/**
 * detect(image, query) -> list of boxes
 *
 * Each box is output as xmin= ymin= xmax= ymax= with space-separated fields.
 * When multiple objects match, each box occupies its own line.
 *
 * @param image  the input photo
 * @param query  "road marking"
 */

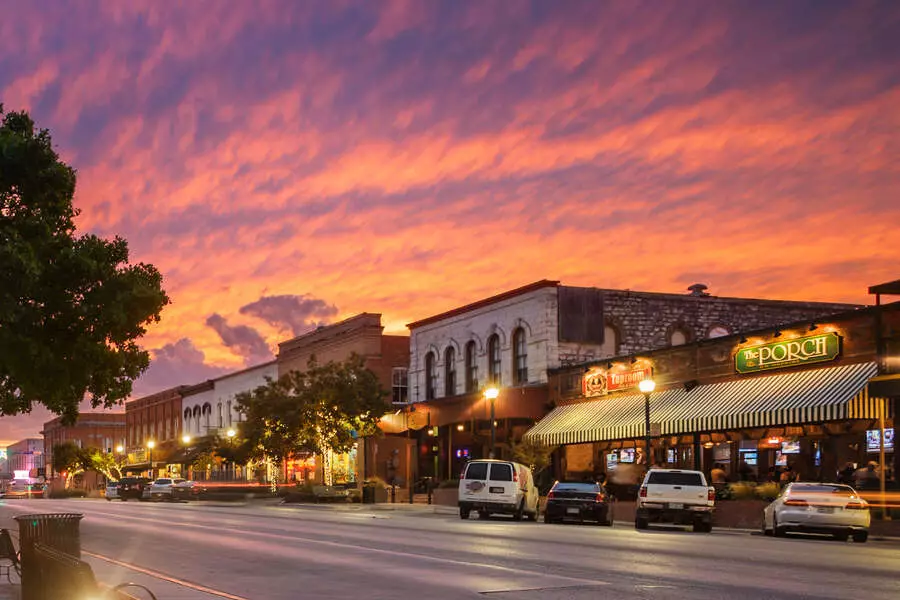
xmin=83 ymin=551 xmax=249 ymax=600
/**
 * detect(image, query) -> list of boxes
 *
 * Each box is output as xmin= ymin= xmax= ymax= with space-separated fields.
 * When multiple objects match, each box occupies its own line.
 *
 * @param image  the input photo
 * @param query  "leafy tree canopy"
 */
xmin=235 ymin=354 xmax=386 ymax=465
xmin=51 ymin=441 xmax=92 ymax=475
xmin=510 ymin=438 xmax=555 ymax=473
xmin=0 ymin=106 xmax=169 ymax=421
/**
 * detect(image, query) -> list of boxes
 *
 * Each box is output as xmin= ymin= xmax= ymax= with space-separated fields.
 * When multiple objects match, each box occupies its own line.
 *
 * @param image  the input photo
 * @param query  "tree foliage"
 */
xmin=0 ymin=106 xmax=169 ymax=421
xmin=88 ymin=449 xmax=125 ymax=482
xmin=510 ymin=438 xmax=555 ymax=473
xmin=235 ymin=354 xmax=387 ymax=467
xmin=51 ymin=442 xmax=92 ymax=488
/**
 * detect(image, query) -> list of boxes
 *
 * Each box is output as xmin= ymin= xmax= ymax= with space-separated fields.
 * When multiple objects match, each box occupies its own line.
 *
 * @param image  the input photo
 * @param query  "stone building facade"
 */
xmin=404 ymin=280 xmax=858 ymax=480
xmin=42 ymin=412 xmax=126 ymax=479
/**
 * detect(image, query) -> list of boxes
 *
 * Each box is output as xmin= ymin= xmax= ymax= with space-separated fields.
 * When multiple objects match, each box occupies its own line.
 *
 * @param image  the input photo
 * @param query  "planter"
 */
xmin=432 ymin=488 xmax=457 ymax=507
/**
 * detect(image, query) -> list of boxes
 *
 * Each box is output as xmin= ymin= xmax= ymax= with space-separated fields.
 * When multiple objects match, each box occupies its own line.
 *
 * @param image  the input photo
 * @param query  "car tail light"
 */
xmin=784 ymin=498 xmax=808 ymax=507
xmin=513 ymin=470 xmax=519 ymax=483
xmin=595 ymin=492 xmax=605 ymax=503
xmin=708 ymin=488 xmax=716 ymax=502
xmin=547 ymin=491 xmax=556 ymax=500
xmin=639 ymin=486 xmax=647 ymax=498
xmin=845 ymin=501 xmax=867 ymax=510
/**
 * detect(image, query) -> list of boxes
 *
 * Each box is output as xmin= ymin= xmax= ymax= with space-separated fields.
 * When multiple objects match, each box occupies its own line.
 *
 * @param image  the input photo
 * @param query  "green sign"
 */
xmin=735 ymin=332 xmax=841 ymax=374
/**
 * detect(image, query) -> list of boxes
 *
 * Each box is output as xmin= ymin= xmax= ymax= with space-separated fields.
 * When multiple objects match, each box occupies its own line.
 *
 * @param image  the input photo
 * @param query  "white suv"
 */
xmin=636 ymin=469 xmax=715 ymax=532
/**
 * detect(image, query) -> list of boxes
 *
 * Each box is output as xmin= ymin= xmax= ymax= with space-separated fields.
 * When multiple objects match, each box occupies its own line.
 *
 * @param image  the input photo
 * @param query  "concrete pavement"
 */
xmin=0 ymin=498 xmax=898 ymax=599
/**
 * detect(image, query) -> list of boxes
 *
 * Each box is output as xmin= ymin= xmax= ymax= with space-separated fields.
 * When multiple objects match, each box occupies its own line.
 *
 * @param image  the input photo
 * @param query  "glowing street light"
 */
xmin=182 ymin=434 xmax=192 ymax=445
xmin=484 ymin=386 xmax=500 ymax=459
xmin=115 ymin=445 xmax=124 ymax=454
xmin=639 ymin=379 xmax=656 ymax=467
xmin=147 ymin=440 xmax=156 ymax=479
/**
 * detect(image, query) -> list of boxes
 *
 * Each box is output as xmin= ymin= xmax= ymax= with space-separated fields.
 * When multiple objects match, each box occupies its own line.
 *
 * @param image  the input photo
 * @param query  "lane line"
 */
xmin=84 ymin=550 xmax=249 ymax=600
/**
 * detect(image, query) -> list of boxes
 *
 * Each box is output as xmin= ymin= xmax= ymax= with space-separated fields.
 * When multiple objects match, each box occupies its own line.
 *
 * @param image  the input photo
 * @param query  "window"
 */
xmin=392 ymin=367 xmax=409 ymax=404
xmin=512 ymin=327 xmax=527 ymax=384
xmin=647 ymin=472 xmax=704 ymax=486
xmin=490 ymin=463 xmax=513 ymax=481
xmin=487 ymin=334 xmax=501 ymax=384
xmin=226 ymin=401 xmax=232 ymax=427
xmin=444 ymin=346 xmax=456 ymax=396
xmin=463 ymin=462 xmax=488 ymax=480
xmin=670 ymin=328 xmax=689 ymax=346
xmin=217 ymin=403 xmax=223 ymax=428
xmin=600 ymin=325 xmax=619 ymax=357
xmin=425 ymin=352 xmax=437 ymax=400
xmin=202 ymin=403 xmax=211 ymax=432
xmin=465 ymin=341 xmax=478 ymax=393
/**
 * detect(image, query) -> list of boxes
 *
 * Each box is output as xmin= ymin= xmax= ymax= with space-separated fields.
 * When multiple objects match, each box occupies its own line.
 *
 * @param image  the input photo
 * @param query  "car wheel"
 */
xmin=773 ymin=516 xmax=786 ymax=538
xmin=106 ymin=498 xmax=112 ymax=502
xmin=635 ymin=517 xmax=649 ymax=530
xmin=459 ymin=508 xmax=470 ymax=520
xmin=478 ymin=510 xmax=488 ymax=520
xmin=762 ymin=513 xmax=772 ymax=536
xmin=543 ymin=513 xmax=556 ymax=524
xmin=833 ymin=532 xmax=849 ymax=542
xmin=852 ymin=530 xmax=868 ymax=543
xmin=693 ymin=520 xmax=710 ymax=533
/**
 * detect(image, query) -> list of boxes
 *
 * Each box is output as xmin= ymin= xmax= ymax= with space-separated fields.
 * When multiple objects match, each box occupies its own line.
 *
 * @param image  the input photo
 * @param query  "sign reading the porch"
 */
xmin=735 ymin=332 xmax=841 ymax=374
xmin=583 ymin=366 xmax=652 ymax=397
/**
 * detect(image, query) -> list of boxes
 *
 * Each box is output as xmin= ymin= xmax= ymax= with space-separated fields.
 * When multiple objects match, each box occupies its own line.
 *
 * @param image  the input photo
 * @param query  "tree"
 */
xmin=88 ymin=450 xmax=125 ymax=482
xmin=236 ymin=354 xmax=387 ymax=486
xmin=0 ymin=106 xmax=169 ymax=421
xmin=510 ymin=438 xmax=555 ymax=473
xmin=51 ymin=442 xmax=92 ymax=489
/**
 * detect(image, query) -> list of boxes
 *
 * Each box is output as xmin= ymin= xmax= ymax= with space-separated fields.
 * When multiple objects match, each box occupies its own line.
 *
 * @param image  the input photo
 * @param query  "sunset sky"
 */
xmin=1 ymin=1 xmax=899 ymax=442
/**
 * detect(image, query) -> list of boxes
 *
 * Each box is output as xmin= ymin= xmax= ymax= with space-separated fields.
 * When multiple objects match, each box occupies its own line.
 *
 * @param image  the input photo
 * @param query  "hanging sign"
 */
xmin=735 ymin=332 xmax=841 ymax=374
xmin=583 ymin=366 xmax=652 ymax=397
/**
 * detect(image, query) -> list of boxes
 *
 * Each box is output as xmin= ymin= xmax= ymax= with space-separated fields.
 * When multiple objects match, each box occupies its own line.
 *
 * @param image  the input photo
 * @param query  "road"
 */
xmin=1 ymin=499 xmax=898 ymax=599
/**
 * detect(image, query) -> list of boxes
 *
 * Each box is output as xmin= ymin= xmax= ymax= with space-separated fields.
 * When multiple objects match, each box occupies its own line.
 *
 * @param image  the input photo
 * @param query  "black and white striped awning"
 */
xmin=524 ymin=362 xmax=884 ymax=446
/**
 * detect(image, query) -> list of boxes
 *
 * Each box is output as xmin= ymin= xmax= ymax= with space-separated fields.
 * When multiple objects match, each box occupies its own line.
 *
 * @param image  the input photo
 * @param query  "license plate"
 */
xmin=489 ymin=487 xmax=504 ymax=494
xmin=817 ymin=506 xmax=835 ymax=514
xmin=566 ymin=507 xmax=580 ymax=515
xmin=669 ymin=503 xmax=684 ymax=510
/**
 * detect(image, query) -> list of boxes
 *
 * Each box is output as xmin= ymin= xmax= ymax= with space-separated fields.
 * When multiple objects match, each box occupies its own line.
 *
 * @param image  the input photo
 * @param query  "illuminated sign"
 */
xmin=735 ymin=332 xmax=841 ymax=374
xmin=583 ymin=366 xmax=652 ymax=397
xmin=13 ymin=470 xmax=29 ymax=480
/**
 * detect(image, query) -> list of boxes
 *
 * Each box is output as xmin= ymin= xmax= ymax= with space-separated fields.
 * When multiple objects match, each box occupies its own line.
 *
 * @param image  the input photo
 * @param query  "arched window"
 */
xmin=425 ymin=352 xmax=437 ymax=400
xmin=226 ymin=400 xmax=233 ymax=427
xmin=487 ymin=334 xmax=501 ymax=384
xmin=465 ymin=341 xmax=478 ymax=393
xmin=202 ymin=403 xmax=212 ymax=432
xmin=707 ymin=325 xmax=730 ymax=339
xmin=192 ymin=406 xmax=201 ymax=435
xmin=512 ymin=327 xmax=528 ymax=385
xmin=183 ymin=408 xmax=191 ymax=433
xmin=600 ymin=324 xmax=619 ymax=358
xmin=217 ymin=402 xmax=223 ymax=428
xmin=670 ymin=328 xmax=689 ymax=346
xmin=444 ymin=346 xmax=456 ymax=397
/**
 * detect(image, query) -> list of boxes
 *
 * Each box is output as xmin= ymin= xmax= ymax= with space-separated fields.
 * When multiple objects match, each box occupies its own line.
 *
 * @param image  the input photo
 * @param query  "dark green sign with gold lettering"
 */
xmin=735 ymin=332 xmax=841 ymax=374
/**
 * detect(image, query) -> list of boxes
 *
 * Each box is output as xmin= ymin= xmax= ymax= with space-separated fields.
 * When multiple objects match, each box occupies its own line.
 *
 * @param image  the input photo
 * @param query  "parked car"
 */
xmin=3 ymin=483 xmax=44 ymax=499
xmin=171 ymin=480 xmax=205 ymax=501
xmin=762 ymin=482 xmax=870 ymax=542
xmin=544 ymin=481 xmax=614 ymax=526
xmin=142 ymin=478 xmax=185 ymax=501
xmin=117 ymin=476 xmax=153 ymax=500
xmin=105 ymin=481 xmax=120 ymax=501
xmin=458 ymin=459 xmax=540 ymax=521
xmin=636 ymin=469 xmax=715 ymax=532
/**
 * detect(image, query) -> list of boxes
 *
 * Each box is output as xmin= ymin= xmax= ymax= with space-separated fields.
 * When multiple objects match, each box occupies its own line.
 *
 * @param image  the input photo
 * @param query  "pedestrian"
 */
xmin=779 ymin=466 xmax=793 ymax=485
xmin=710 ymin=463 xmax=728 ymax=484
xmin=837 ymin=462 xmax=855 ymax=485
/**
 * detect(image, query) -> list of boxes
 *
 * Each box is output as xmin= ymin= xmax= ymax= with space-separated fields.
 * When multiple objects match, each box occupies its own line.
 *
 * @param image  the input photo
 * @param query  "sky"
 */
xmin=1 ymin=1 xmax=899 ymax=443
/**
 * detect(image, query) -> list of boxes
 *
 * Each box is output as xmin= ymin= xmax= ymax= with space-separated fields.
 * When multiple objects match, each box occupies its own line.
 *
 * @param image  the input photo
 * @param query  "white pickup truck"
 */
xmin=635 ymin=469 xmax=715 ymax=532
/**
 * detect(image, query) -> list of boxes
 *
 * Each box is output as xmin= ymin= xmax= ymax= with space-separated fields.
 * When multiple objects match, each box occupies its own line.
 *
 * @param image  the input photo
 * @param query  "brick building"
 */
xmin=406 ymin=280 xmax=857 ymax=481
xmin=276 ymin=313 xmax=410 ymax=486
xmin=42 ymin=412 xmax=126 ymax=479
xmin=124 ymin=386 xmax=186 ymax=477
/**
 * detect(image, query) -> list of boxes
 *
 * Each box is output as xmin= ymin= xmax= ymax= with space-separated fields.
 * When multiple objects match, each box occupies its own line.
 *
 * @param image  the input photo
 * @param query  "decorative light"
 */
xmin=182 ymin=435 xmax=191 ymax=444
xmin=638 ymin=379 xmax=656 ymax=394
xmin=115 ymin=445 xmax=124 ymax=453
xmin=456 ymin=424 xmax=464 ymax=432
xmin=483 ymin=387 xmax=499 ymax=400
xmin=808 ymin=323 xmax=818 ymax=332
xmin=773 ymin=330 xmax=782 ymax=338
xmin=226 ymin=429 xmax=236 ymax=438
xmin=703 ymin=442 xmax=715 ymax=449
xmin=146 ymin=440 xmax=155 ymax=449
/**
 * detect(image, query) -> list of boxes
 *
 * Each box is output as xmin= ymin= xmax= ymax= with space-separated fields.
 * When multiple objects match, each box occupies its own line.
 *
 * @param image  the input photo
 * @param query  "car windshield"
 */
xmin=154 ymin=479 xmax=173 ymax=485
xmin=790 ymin=484 xmax=856 ymax=496
xmin=553 ymin=482 xmax=600 ymax=492
xmin=647 ymin=472 xmax=704 ymax=486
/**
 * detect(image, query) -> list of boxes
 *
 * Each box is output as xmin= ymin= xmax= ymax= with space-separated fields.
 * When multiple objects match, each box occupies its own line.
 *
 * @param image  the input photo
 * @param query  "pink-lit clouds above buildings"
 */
xmin=1 ymin=1 xmax=898 ymax=441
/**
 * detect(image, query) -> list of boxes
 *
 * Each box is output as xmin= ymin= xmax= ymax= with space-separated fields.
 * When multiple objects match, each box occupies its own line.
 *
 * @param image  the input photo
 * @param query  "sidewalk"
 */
xmin=0 ymin=582 xmax=20 ymax=600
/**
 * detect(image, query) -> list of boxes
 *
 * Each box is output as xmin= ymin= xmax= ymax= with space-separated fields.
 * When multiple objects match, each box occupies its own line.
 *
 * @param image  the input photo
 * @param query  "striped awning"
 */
xmin=525 ymin=362 xmax=883 ymax=446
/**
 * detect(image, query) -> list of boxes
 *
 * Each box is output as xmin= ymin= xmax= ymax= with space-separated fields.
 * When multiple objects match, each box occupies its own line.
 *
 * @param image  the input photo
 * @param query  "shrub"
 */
xmin=728 ymin=482 xmax=757 ymax=501
xmin=48 ymin=488 xmax=87 ymax=499
xmin=755 ymin=482 xmax=781 ymax=501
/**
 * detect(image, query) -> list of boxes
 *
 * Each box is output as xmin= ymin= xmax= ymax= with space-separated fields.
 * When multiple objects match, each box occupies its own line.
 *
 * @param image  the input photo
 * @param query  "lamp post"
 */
xmin=484 ymin=386 xmax=500 ymax=459
xmin=146 ymin=440 xmax=155 ymax=479
xmin=639 ymin=379 xmax=656 ymax=468
xmin=226 ymin=429 xmax=236 ymax=481
xmin=181 ymin=435 xmax=191 ymax=480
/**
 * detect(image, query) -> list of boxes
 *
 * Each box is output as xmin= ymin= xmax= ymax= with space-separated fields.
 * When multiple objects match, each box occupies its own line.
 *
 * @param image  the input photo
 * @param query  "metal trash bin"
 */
xmin=362 ymin=482 xmax=376 ymax=504
xmin=14 ymin=513 xmax=84 ymax=600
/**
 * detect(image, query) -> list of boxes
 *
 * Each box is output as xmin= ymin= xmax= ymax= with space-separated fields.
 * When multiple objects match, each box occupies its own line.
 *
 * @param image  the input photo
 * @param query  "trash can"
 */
xmin=14 ymin=513 xmax=84 ymax=600
xmin=362 ymin=482 xmax=376 ymax=504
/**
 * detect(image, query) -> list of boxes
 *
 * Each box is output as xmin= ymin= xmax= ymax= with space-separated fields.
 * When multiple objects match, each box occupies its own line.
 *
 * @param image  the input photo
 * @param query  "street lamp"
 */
xmin=639 ymin=379 xmax=656 ymax=468
xmin=115 ymin=445 xmax=124 ymax=454
xmin=226 ymin=429 xmax=237 ymax=481
xmin=226 ymin=428 xmax=236 ymax=440
xmin=147 ymin=440 xmax=156 ymax=479
xmin=484 ymin=386 xmax=500 ymax=459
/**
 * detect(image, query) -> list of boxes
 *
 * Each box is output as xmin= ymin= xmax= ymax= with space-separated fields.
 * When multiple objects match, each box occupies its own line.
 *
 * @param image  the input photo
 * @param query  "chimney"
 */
xmin=687 ymin=283 xmax=710 ymax=297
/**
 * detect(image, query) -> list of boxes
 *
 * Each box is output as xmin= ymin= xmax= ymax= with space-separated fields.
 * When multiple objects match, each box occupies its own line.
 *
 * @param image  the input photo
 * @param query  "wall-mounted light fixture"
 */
xmin=808 ymin=323 xmax=818 ymax=332
xmin=773 ymin=330 xmax=782 ymax=338
xmin=606 ymin=362 xmax=613 ymax=370
xmin=630 ymin=356 xmax=638 ymax=364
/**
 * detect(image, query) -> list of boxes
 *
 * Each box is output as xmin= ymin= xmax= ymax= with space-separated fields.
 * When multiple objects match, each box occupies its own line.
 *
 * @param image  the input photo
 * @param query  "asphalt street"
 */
xmin=0 ymin=499 xmax=898 ymax=600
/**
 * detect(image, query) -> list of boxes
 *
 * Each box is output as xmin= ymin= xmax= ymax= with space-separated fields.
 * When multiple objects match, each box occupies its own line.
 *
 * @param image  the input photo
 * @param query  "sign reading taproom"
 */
xmin=735 ymin=332 xmax=841 ymax=374
xmin=583 ymin=366 xmax=652 ymax=397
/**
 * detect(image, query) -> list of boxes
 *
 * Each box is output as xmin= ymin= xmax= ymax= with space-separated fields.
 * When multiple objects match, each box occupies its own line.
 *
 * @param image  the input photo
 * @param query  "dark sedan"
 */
xmin=544 ymin=481 xmax=614 ymax=526
xmin=117 ymin=476 xmax=152 ymax=500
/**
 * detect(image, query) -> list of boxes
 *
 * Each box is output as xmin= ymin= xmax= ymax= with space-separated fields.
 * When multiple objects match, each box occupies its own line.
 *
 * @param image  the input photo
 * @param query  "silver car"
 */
xmin=762 ymin=482 xmax=870 ymax=542
xmin=142 ymin=478 xmax=185 ymax=501
xmin=105 ymin=481 xmax=120 ymax=501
